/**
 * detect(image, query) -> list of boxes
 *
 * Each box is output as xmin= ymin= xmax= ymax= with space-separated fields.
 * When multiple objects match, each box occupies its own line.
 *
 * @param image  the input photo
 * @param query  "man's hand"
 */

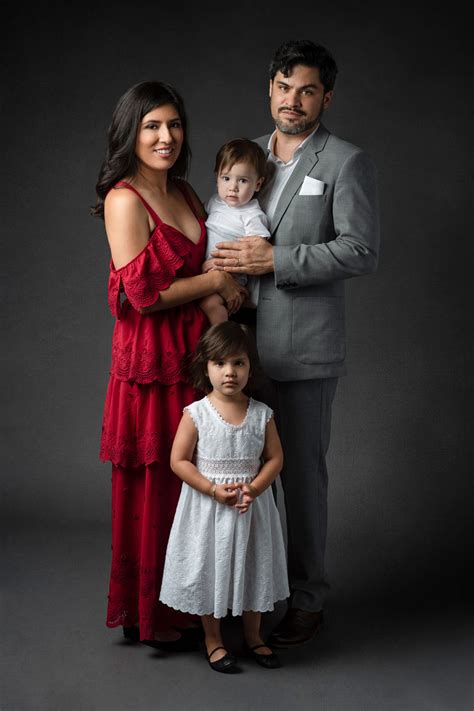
xmin=211 ymin=237 xmax=274 ymax=276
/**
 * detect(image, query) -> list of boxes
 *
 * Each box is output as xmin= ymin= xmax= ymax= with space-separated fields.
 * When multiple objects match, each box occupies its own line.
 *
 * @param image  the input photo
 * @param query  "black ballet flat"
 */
xmin=245 ymin=643 xmax=281 ymax=669
xmin=206 ymin=646 xmax=241 ymax=674
xmin=122 ymin=626 xmax=140 ymax=643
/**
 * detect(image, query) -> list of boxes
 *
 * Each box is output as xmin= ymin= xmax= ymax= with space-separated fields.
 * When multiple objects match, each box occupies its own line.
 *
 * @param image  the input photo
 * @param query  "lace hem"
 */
xmin=110 ymin=343 xmax=184 ymax=384
xmin=159 ymin=596 xmax=286 ymax=618
xmin=100 ymin=431 xmax=161 ymax=467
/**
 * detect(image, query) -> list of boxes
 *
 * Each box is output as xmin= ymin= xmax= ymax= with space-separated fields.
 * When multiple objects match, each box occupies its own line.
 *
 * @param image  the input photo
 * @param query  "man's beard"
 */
xmin=275 ymin=109 xmax=322 ymax=135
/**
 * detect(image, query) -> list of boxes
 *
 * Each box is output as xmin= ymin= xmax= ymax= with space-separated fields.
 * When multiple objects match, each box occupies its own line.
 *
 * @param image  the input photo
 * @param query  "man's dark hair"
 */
xmin=269 ymin=40 xmax=338 ymax=93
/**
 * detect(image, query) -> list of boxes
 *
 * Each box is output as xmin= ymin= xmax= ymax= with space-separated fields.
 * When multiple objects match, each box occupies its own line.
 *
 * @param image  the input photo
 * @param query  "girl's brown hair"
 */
xmin=186 ymin=321 xmax=263 ymax=394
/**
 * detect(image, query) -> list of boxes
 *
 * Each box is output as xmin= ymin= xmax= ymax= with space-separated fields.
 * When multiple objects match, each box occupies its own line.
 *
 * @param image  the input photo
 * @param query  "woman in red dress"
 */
xmin=92 ymin=81 xmax=245 ymax=648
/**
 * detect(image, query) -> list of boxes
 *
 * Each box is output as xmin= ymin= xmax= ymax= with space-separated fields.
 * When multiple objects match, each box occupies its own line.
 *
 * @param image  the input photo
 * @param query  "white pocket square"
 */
xmin=299 ymin=176 xmax=325 ymax=195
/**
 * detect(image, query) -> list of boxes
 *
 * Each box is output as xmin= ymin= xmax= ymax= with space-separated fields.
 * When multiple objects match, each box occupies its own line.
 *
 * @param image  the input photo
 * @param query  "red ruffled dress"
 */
xmin=100 ymin=180 xmax=208 ymax=640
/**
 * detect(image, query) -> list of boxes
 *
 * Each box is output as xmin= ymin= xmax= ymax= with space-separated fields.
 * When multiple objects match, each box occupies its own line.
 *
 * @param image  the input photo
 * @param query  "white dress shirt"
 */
xmin=258 ymin=127 xmax=319 ymax=223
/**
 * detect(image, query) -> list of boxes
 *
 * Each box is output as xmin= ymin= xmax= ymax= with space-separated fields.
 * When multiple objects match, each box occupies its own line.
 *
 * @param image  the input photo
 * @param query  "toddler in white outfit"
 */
xmin=200 ymin=139 xmax=271 ymax=324
xmin=160 ymin=322 xmax=288 ymax=673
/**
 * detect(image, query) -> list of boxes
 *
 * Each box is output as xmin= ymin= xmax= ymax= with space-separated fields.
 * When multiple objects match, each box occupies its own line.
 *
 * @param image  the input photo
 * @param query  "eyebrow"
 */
xmin=220 ymin=172 xmax=252 ymax=178
xmin=277 ymin=80 xmax=318 ymax=90
xmin=142 ymin=116 xmax=181 ymax=124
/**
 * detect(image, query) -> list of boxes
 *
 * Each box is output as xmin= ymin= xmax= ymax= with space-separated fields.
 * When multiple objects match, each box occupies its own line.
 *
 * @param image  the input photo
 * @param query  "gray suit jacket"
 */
xmin=254 ymin=125 xmax=379 ymax=381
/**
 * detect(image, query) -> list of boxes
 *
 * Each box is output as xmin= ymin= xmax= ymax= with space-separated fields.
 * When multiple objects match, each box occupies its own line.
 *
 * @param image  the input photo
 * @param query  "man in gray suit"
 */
xmin=212 ymin=40 xmax=379 ymax=647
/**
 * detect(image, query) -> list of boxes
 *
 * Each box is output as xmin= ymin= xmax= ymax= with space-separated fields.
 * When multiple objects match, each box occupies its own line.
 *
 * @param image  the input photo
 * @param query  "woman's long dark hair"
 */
xmin=91 ymin=81 xmax=191 ymax=218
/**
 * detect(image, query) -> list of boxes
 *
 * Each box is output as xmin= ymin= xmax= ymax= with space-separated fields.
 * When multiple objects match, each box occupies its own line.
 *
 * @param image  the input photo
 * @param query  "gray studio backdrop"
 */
xmin=3 ymin=1 xmax=472 ymax=604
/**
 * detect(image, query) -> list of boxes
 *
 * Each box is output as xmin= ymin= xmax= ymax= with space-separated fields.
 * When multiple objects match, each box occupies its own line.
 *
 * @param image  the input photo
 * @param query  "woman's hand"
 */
xmin=213 ymin=483 xmax=241 ymax=506
xmin=216 ymin=272 xmax=247 ymax=314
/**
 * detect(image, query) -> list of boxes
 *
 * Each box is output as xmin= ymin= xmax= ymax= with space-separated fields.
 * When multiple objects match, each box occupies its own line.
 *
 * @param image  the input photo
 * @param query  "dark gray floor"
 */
xmin=1 ymin=525 xmax=472 ymax=711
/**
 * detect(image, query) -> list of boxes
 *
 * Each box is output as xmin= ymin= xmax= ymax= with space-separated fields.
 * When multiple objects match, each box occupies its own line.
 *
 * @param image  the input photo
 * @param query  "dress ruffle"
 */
xmin=108 ymin=226 xmax=193 ymax=319
xmin=109 ymin=300 xmax=208 ymax=384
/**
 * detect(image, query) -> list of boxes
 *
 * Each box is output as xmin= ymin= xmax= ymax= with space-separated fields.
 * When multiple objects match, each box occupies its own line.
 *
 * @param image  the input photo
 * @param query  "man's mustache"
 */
xmin=279 ymin=106 xmax=306 ymax=116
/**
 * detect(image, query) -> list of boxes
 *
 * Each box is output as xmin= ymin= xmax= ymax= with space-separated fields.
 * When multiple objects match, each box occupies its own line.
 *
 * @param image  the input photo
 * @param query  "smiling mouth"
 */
xmin=154 ymin=147 xmax=174 ymax=155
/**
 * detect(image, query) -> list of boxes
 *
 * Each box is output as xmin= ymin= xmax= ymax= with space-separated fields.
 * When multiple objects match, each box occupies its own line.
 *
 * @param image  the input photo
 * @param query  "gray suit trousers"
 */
xmin=271 ymin=377 xmax=338 ymax=612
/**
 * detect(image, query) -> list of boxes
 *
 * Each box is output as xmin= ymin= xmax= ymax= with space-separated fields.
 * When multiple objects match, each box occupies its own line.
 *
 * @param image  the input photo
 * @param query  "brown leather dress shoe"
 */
xmin=268 ymin=608 xmax=324 ymax=648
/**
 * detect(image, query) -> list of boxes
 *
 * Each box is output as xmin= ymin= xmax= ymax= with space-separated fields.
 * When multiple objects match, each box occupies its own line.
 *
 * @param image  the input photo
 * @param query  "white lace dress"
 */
xmin=159 ymin=396 xmax=289 ymax=618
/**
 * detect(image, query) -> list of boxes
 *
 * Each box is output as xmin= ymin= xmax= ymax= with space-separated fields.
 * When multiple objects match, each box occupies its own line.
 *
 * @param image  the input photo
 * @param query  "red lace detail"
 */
xmin=111 ymin=342 xmax=185 ymax=385
xmin=100 ymin=430 xmax=161 ymax=468
xmin=108 ymin=229 xmax=192 ymax=319
xmin=107 ymin=569 xmax=158 ymax=628
xmin=109 ymin=560 xmax=159 ymax=597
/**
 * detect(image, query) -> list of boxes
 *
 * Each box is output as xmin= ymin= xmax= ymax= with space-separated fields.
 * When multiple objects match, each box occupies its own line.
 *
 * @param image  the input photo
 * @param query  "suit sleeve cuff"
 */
xmin=273 ymin=246 xmax=299 ymax=289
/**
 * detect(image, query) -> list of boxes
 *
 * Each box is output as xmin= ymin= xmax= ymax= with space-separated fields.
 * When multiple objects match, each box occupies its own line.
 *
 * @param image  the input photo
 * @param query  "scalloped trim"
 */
xmin=159 ymin=596 xmax=288 ymax=618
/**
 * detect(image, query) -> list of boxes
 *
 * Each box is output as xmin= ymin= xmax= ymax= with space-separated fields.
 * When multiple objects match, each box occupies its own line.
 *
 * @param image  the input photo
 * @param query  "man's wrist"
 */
xmin=267 ymin=245 xmax=275 ymax=274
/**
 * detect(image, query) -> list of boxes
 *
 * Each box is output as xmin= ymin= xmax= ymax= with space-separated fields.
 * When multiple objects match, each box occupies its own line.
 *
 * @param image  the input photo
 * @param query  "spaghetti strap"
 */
xmin=114 ymin=181 xmax=162 ymax=225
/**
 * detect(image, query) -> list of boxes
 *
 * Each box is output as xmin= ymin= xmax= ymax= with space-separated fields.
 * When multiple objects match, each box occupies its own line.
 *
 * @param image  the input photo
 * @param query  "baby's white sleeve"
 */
xmin=242 ymin=210 xmax=271 ymax=239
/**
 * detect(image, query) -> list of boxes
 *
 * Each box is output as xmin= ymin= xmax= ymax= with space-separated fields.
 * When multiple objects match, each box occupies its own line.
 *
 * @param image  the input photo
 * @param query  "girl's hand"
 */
xmin=216 ymin=272 xmax=247 ymax=314
xmin=214 ymin=483 xmax=241 ymax=506
xmin=234 ymin=483 xmax=258 ymax=514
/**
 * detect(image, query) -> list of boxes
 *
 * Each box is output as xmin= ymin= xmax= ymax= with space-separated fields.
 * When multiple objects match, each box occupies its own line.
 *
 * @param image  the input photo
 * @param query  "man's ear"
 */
xmin=269 ymin=79 xmax=273 ymax=98
xmin=323 ymin=90 xmax=334 ymax=110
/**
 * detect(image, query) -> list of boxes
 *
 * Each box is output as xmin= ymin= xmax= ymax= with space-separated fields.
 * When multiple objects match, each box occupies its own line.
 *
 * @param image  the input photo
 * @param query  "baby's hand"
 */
xmin=214 ymin=483 xmax=241 ymax=506
xmin=202 ymin=258 xmax=218 ymax=273
xmin=234 ymin=483 xmax=258 ymax=514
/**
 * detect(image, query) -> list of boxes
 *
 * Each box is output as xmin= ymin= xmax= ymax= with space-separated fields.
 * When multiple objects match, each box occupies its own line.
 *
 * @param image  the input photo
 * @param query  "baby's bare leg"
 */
xmin=199 ymin=293 xmax=229 ymax=325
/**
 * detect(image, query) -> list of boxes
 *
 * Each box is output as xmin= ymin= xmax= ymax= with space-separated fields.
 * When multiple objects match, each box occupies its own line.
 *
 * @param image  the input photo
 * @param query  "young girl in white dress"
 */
xmin=159 ymin=321 xmax=289 ymax=673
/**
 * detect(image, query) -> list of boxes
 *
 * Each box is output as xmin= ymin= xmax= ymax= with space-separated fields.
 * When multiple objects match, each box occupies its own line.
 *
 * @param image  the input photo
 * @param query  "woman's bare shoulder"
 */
xmin=105 ymin=183 xmax=141 ymax=212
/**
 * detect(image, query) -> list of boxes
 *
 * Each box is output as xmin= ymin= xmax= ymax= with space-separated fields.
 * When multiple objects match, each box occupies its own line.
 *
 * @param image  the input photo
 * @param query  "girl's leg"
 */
xmin=242 ymin=611 xmax=272 ymax=655
xmin=201 ymin=615 xmax=227 ymax=662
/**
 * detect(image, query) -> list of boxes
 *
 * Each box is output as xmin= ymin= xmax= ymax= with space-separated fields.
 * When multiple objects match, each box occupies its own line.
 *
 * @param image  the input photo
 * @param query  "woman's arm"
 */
xmin=170 ymin=412 xmax=240 ymax=506
xmin=105 ymin=187 xmax=246 ymax=314
xmin=140 ymin=270 xmax=246 ymax=314
xmin=104 ymin=188 xmax=150 ymax=269
xmin=235 ymin=418 xmax=284 ymax=513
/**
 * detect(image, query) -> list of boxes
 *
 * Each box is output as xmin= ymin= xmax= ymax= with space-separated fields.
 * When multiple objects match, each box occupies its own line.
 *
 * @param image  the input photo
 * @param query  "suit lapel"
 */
xmin=270 ymin=125 xmax=330 ymax=234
